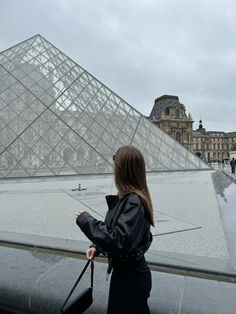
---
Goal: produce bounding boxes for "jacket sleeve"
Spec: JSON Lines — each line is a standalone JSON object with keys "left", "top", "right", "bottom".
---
{"left": 76, "top": 196, "right": 146, "bottom": 255}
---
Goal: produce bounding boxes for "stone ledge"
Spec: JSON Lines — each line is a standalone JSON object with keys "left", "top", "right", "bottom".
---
{"left": 1, "top": 231, "right": 236, "bottom": 284}
{"left": 0, "top": 246, "right": 92, "bottom": 314}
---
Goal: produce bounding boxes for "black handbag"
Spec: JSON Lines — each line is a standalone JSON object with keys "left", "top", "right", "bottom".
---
{"left": 60, "top": 259, "right": 94, "bottom": 314}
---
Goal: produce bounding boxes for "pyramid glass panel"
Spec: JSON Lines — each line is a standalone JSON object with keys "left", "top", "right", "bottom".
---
{"left": 0, "top": 34, "right": 210, "bottom": 178}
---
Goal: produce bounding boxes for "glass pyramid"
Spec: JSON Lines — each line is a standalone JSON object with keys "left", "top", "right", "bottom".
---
{"left": 0, "top": 34, "right": 209, "bottom": 178}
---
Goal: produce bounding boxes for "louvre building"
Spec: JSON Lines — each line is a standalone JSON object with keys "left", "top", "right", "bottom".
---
{"left": 0, "top": 34, "right": 209, "bottom": 178}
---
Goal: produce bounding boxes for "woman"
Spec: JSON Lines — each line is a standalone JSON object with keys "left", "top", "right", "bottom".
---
{"left": 76, "top": 145, "right": 154, "bottom": 314}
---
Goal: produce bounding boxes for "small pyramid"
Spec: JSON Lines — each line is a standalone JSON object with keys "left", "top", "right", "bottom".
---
{"left": 0, "top": 35, "right": 209, "bottom": 178}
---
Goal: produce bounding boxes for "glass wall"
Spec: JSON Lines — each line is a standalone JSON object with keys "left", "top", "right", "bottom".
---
{"left": 0, "top": 35, "right": 209, "bottom": 178}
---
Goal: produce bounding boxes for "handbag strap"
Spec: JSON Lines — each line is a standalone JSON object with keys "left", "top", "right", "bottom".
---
{"left": 60, "top": 259, "right": 94, "bottom": 312}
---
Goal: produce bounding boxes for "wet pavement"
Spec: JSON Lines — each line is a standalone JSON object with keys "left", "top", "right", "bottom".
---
{"left": 1, "top": 245, "right": 236, "bottom": 314}
{"left": 212, "top": 170, "right": 236, "bottom": 260}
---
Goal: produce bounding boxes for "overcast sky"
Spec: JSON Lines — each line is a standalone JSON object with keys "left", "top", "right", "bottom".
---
{"left": 0, "top": 0, "right": 236, "bottom": 132}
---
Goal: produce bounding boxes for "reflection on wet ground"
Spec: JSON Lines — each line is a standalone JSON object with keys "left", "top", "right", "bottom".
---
{"left": 31, "top": 250, "right": 63, "bottom": 264}
{"left": 212, "top": 170, "right": 235, "bottom": 202}
{"left": 212, "top": 170, "right": 236, "bottom": 259}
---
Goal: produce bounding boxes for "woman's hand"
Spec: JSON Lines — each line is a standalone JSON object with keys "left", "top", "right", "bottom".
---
{"left": 75, "top": 210, "right": 83, "bottom": 219}
{"left": 86, "top": 247, "right": 97, "bottom": 260}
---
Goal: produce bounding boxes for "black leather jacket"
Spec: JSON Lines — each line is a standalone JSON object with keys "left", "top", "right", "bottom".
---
{"left": 76, "top": 193, "right": 152, "bottom": 264}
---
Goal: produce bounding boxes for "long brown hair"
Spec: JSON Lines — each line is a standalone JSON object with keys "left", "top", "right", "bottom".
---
{"left": 114, "top": 145, "right": 154, "bottom": 226}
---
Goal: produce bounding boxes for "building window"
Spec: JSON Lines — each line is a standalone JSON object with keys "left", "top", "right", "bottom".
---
{"left": 165, "top": 107, "right": 170, "bottom": 115}
{"left": 176, "top": 132, "right": 181, "bottom": 142}
{"left": 176, "top": 109, "right": 180, "bottom": 118}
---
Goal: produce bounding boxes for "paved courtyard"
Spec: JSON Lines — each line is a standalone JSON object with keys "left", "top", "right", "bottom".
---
{"left": 0, "top": 170, "right": 229, "bottom": 258}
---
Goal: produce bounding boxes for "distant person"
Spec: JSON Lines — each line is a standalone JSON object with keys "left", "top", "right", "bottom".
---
{"left": 230, "top": 158, "right": 235, "bottom": 174}
{"left": 75, "top": 145, "right": 153, "bottom": 314}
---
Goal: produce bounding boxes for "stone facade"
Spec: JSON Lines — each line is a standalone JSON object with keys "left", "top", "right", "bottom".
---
{"left": 149, "top": 95, "right": 236, "bottom": 162}
{"left": 149, "top": 95, "right": 194, "bottom": 151}
{"left": 193, "top": 125, "right": 236, "bottom": 162}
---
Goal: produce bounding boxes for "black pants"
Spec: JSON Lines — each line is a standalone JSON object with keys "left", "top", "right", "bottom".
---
{"left": 107, "top": 269, "right": 151, "bottom": 314}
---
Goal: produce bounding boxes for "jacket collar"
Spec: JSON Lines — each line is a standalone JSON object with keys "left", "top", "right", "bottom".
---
{"left": 105, "top": 195, "right": 119, "bottom": 210}
{"left": 105, "top": 193, "right": 130, "bottom": 210}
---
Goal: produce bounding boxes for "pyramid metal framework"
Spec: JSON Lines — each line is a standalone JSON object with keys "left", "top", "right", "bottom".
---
{"left": 0, "top": 34, "right": 209, "bottom": 178}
